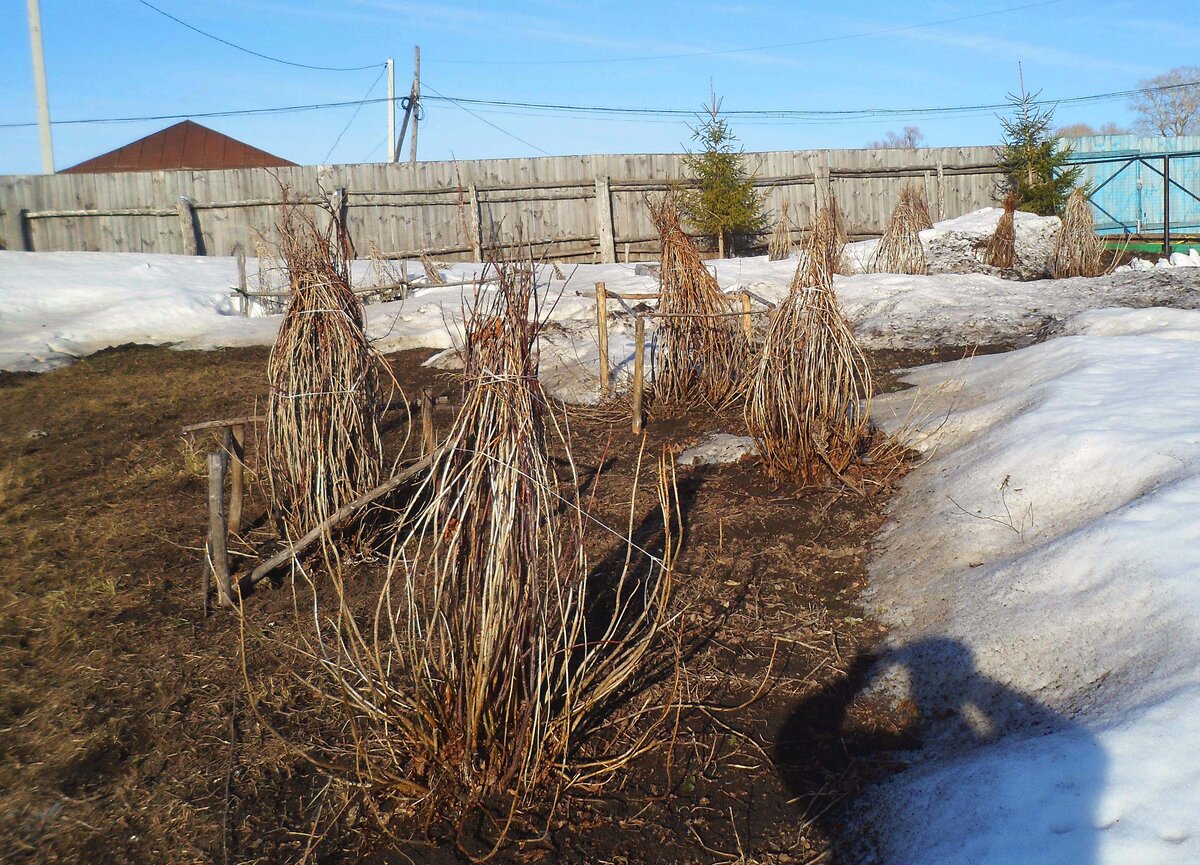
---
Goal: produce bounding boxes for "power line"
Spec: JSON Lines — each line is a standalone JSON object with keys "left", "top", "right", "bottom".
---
{"left": 132, "top": 0, "right": 383, "bottom": 72}
{"left": 411, "top": 83, "right": 552, "bottom": 156}
{"left": 4, "top": 77, "right": 1198, "bottom": 131}
{"left": 427, "top": 0, "right": 1072, "bottom": 65}
{"left": 322, "top": 66, "right": 387, "bottom": 163}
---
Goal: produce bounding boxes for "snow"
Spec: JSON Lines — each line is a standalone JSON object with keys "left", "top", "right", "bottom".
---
{"left": 675, "top": 433, "right": 757, "bottom": 466}
{"left": 844, "top": 207, "right": 1061, "bottom": 278}
{"left": 2, "top": 208, "right": 1195, "bottom": 379}
{"left": 859, "top": 307, "right": 1200, "bottom": 864}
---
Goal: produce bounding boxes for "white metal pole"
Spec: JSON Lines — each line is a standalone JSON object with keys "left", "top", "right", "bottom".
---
{"left": 26, "top": 0, "right": 54, "bottom": 174}
{"left": 386, "top": 58, "right": 395, "bottom": 163}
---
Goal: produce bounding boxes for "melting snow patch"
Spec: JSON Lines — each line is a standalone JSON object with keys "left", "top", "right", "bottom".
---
{"left": 675, "top": 434, "right": 757, "bottom": 466}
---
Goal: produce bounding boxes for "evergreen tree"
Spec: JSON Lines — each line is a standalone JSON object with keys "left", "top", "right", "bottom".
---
{"left": 681, "top": 91, "right": 767, "bottom": 256}
{"left": 997, "top": 80, "right": 1082, "bottom": 216}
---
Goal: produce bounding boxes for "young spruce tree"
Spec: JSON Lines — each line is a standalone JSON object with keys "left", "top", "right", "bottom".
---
{"left": 997, "top": 79, "right": 1082, "bottom": 216}
{"left": 681, "top": 91, "right": 767, "bottom": 257}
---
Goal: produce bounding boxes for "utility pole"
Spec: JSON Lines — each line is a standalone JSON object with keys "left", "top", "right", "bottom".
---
{"left": 409, "top": 45, "right": 420, "bottom": 164}
{"left": 393, "top": 45, "right": 421, "bottom": 164}
{"left": 27, "top": 0, "right": 54, "bottom": 174}
{"left": 386, "top": 58, "right": 396, "bottom": 163}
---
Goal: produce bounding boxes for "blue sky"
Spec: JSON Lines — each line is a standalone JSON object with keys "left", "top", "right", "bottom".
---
{"left": 2, "top": 0, "right": 1196, "bottom": 174}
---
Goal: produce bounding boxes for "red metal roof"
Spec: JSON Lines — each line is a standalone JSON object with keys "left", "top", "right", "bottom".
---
{"left": 60, "top": 120, "right": 296, "bottom": 174}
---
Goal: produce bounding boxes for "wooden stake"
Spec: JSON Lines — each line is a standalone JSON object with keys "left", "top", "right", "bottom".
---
{"left": 234, "top": 243, "right": 248, "bottom": 316}
{"left": 207, "top": 450, "right": 233, "bottom": 608}
{"left": 421, "top": 387, "right": 435, "bottom": 454}
{"left": 229, "top": 424, "right": 245, "bottom": 534}
{"left": 740, "top": 291, "right": 753, "bottom": 338}
{"left": 632, "top": 315, "right": 645, "bottom": 435}
{"left": 595, "top": 281, "right": 610, "bottom": 396}
{"left": 468, "top": 184, "right": 483, "bottom": 261}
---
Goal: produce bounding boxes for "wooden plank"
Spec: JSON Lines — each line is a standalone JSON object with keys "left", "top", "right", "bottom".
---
{"left": 594, "top": 176, "right": 616, "bottom": 263}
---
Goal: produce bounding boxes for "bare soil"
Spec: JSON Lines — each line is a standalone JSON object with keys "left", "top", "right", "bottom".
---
{"left": 0, "top": 343, "right": 983, "bottom": 864}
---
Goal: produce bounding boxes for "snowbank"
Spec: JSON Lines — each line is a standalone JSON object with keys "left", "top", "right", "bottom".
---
{"left": 845, "top": 208, "right": 1061, "bottom": 277}
{"left": 860, "top": 307, "right": 1200, "bottom": 863}
{"left": 3, "top": 247, "right": 1199, "bottom": 394}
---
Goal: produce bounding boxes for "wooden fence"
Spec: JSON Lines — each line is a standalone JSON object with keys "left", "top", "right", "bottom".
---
{"left": 0, "top": 146, "right": 1004, "bottom": 261}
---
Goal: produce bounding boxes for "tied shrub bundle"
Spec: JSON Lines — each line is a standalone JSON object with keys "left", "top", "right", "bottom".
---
{"left": 983, "top": 192, "right": 1019, "bottom": 269}
{"left": 768, "top": 200, "right": 795, "bottom": 261}
{"left": 272, "top": 261, "right": 680, "bottom": 853}
{"left": 747, "top": 204, "right": 874, "bottom": 482}
{"left": 1052, "top": 188, "right": 1107, "bottom": 278}
{"left": 266, "top": 202, "right": 387, "bottom": 539}
{"left": 649, "top": 193, "right": 750, "bottom": 409}
{"left": 871, "top": 191, "right": 928, "bottom": 275}
{"left": 900, "top": 183, "right": 934, "bottom": 230}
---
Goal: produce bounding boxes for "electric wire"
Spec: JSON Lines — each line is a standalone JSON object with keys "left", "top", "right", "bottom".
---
{"left": 420, "top": 83, "right": 553, "bottom": 156}
{"left": 4, "top": 77, "right": 1198, "bottom": 131}
{"left": 322, "top": 66, "right": 388, "bottom": 163}
{"left": 132, "top": 0, "right": 384, "bottom": 72}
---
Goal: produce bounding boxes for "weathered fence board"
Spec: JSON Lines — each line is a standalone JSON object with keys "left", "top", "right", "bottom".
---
{"left": 0, "top": 146, "right": 1006, "bottom": 259}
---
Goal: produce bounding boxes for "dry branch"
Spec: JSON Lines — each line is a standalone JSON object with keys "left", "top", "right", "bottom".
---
{"left": 871, "top": 192, "right": 928, "bottom": 275}
{"left": 648, "top": 193, "right": 750, "bottom": 409}
{"left": 265, "top": 198, "right": 393, "bottom": 540}
{"left": 747, "top": 204, "right": 873, "bottom": 482}
{"left": 768, "top": 200, "right": 794, "bottom": 261}
{"left": 1052, "top": 188, "right": 1106, "bottom": 278}
{"left": 263, "top": 259, "right": 681, "bottom": 851}
{"left": 983, "top": 192, "right": 1018, "bottom": 269}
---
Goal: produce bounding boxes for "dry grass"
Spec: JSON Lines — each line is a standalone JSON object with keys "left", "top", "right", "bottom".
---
{"left": 871, "top": 192, "right": 928, "bottom": 275}
{"left": 265, "top": 201, "right": 393, "bottom": 539}
{"left": 649, "top": 193, "right": 751, "bottom": 409}
{"left": 767, "top": 200, "right": 794, "bottom": 261}
{"left": 1052, "top": 188, "right": 1107, "bottom": 278}
{"left": 746, "top": 206, "right": 874, "bottom": 482}
{"left": 900, "top": 183, "right": 934, "bottom": 231}
{"left": 983, "top": 192, "right": 1018, "bottom": 269}
{"left": 259, "top": 261, "right": 682, "bottom": 855}
{"left": 421, "top": 253, "right": 447, "bottom": 285}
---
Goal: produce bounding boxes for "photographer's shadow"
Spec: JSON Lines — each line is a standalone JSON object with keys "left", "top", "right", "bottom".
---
{"left": 774, "top": 637, "right": 1106, "bottom": 865}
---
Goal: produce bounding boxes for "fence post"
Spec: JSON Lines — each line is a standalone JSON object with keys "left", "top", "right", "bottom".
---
{"left": 594, "top": 176, "right": 617, "bottom": 263}
{"left": 468, "top": 184, "right": 483, "bottom": 261}
{"left": 740, "top": 291, "right": 752, "bottom": 338}
{"left": 632, "top": 316, "right": 645, "bottom": 435}
{"left": 177, "top": 196, "right": 200, "bottom": 255}
{"left": 935, "top": 161, "right": 946, "bottom": 220}
{"left": 4, "top": 207, "right": 30, "bottom": 251}
{"left": 421, "top": 387, "right": 435, "bottom": 455}
{"left": 207, "top": 450, "right": 233, "bottom": 608}
{"left": 595, "top": 281, "right": 610, "bottom": 395}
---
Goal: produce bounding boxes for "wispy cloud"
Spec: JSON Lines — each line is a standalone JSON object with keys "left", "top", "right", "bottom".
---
{"left": 899, "top": 28, "right": 1155, "bottom": 78}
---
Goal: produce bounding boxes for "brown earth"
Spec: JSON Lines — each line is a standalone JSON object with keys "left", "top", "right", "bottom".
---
{"left": 0, "top": 343, "right": 990, "bottom": 864}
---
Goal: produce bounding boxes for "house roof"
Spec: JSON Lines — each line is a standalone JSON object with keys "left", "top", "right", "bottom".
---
{"left": 60, "top": 120, "right": 296, "bottom": 174}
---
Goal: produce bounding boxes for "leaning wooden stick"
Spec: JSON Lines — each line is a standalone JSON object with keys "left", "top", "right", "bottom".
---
{"left": 208, "top": 450, "right": 233, "bottom": 608}
{"left": 229, "top": 424, "right": 245, "bottom": 533}
{"left": 632, "top": 315, "right": 645, "bottom": 435}
{"left": 596, "top": 281, "right": 610, "bottom": 395}
{"left": 241, "top": 454, "right": 432, "bottom": 590}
